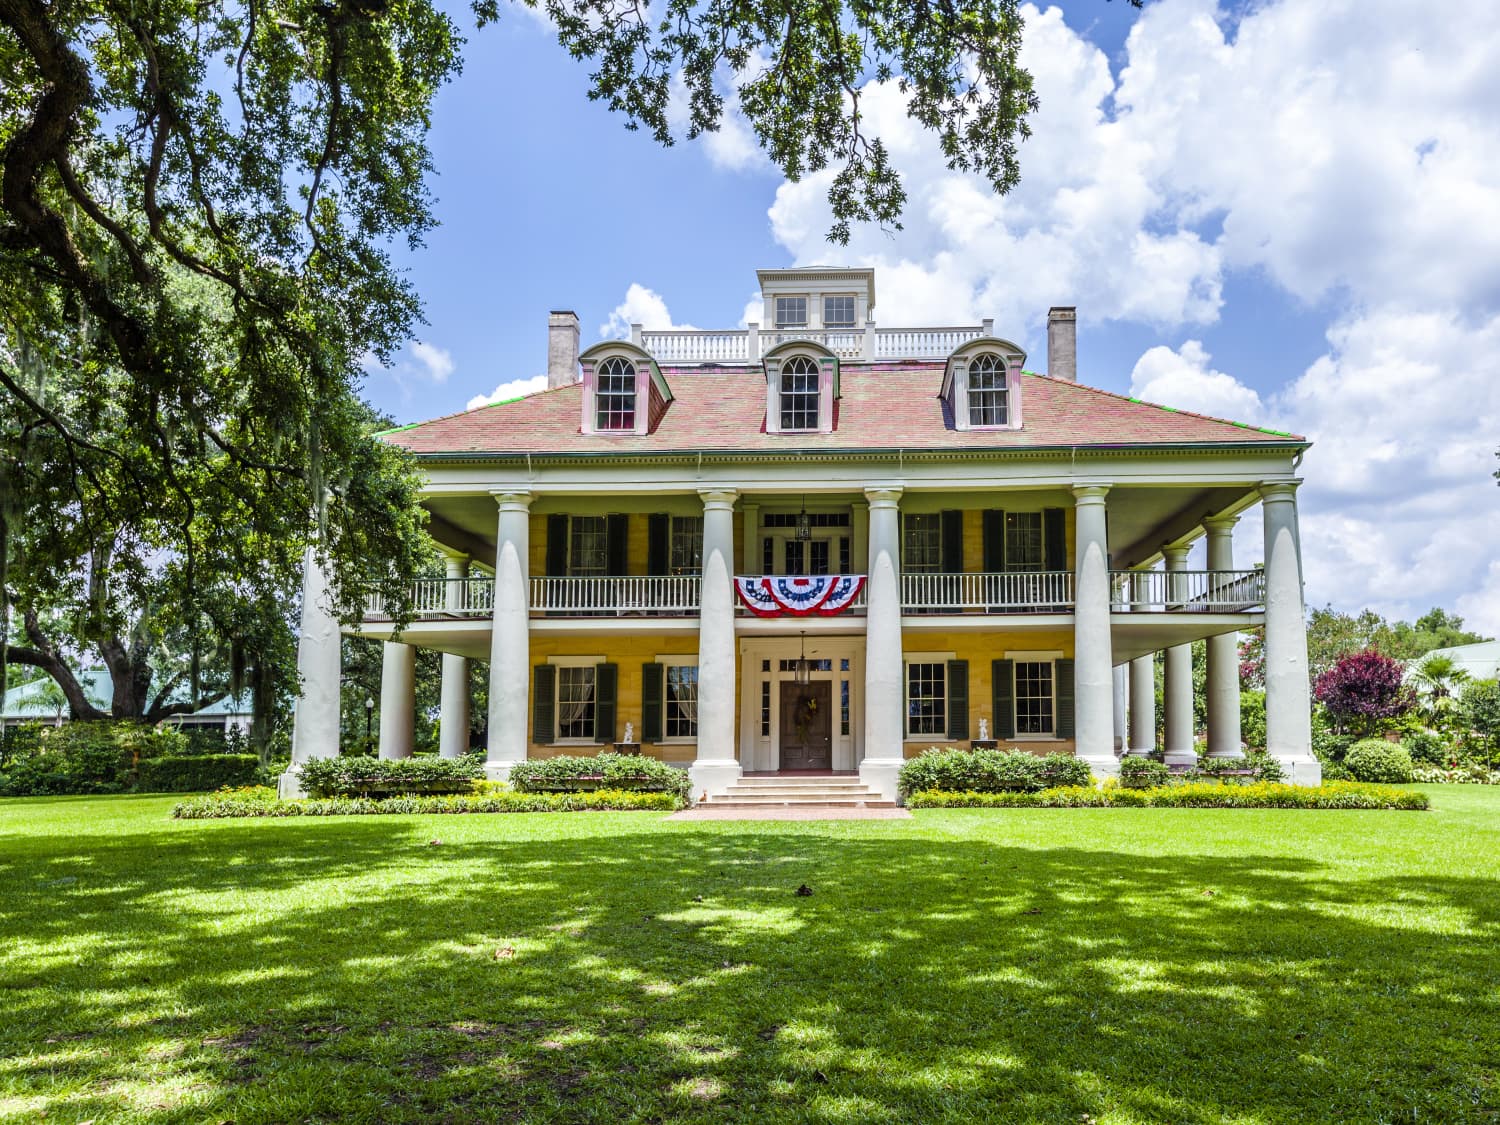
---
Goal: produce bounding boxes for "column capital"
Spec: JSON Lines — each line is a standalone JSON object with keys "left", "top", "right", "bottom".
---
{"left": 1162, "top": 544, "right": 1192, "bottom": 568}
{"left": 863, "top": 485, "right": 903, "bottom": 508}
{"left": 1072, "top": 482, "right": 1112, "bottom": 503}
{"left": 1202, "top": 513, "right": 1239, "bottom": 536}
{"left": 490, "top": 489, "right": 533, "bottom": 512}
{"left": 1259, "top": 479, "right": 1302, "bottom": 503}
{"left": 698, "top": 488, "right": 739, "bottom": 511}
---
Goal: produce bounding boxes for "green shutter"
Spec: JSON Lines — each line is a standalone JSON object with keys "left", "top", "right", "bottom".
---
{"left": 982, "top": 510, "right": 1005, "bottom": 572}
{"left": 641, "top": 662, "right": 663, "bottom": 742}
{"left": 946, "top": 659, "right": 969, "bottom": 742}
{"left": 646, "top": 514, "right": 669, "bottom": 576}
{"left": 1044, "top": 508, "right": 1067, "bottom": 571}
{"left": 595, "top": 663, "right": 618, "bottom": 744}
{"left": 941, "top": 510, "right": 964, "bottom": 573}
{"left": 545, "top": 515, "right": 567, "bottom": 577}
{"left": 606, "top": 515, "right": 630, "bottom": 576}
{"left": 533, "top": 664, "right": 556, "bottom": 744}
{"left": 992, "top": 659, "right": 1015, "bottom": 739}
{"left": 1055, "top": 659, "right": 1076, "bottom": 739}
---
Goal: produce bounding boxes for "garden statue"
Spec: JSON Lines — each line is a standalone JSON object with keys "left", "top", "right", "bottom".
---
{"left": 623, "top": 721, "right": 634, "bottom": 744}
{"left": 978, "top": 718, "right": 989, "bottom": 741}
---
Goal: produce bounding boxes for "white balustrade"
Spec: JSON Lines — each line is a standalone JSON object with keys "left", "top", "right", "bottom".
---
{"left": 635, "top": 324, "right": 988, "bottom": 363}
{"left": 1110, "top": 570, "right": 1265, "bottom": 612}
{"left": 761, "top": 329, "right": 866, "bottom": 358}
{"left": 365, "top": 577, "right": 493, "bottom": 619}
{"left": 639, "top": 329, "right": 750, "bottom": 363}
{"left": 529, "top": 575, "right": 701, "bottom": 616}
{"left": 900, "top": 571, "right": 1074, "bottom": 612}
{"left": 874, "top": 326, "right": 987, "bottom": 359}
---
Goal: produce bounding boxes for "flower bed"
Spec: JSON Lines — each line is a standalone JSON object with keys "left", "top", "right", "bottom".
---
{"left": 507, "top": 753, "right": 690, "bottom": 799}
{"left": 908, "top": 781, "right": 1429, "bottom": 810}
{"left": 896, "top": 747, "right": 1093, "bottom": 797}
{"left": 172, "top": 786, "right": 682, "bottom": 818}
{"left": 1413, "top": 764, "right": 1500, "bottom": 785}
{"left": 297, "top": 755, "right": 482, "bottom": 798}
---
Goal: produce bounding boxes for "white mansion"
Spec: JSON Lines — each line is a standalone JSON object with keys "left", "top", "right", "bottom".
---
{"left": 284, "top": 267, "right": 1319, "bottom": 801}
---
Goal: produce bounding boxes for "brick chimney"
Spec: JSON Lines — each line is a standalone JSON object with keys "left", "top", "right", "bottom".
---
{"left": 547, "top": 310, "right": 580, "bottom": 388}
{"left": 1047, "top": 306, "right": 1077, "bottom": 382}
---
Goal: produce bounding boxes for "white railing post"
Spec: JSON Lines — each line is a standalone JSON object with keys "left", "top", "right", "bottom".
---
{"left": 863, "top": 319, "right": 876, "bottom": 360}
{"left": 747, "top": 322, "right": 760, "bottom": 362}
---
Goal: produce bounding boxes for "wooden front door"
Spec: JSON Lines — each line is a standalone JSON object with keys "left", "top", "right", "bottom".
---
{"left": 779, "top": 681, "right": 833, "bottom": 770}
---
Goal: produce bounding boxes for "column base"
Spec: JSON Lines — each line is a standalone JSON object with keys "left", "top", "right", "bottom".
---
{"left": 689, "top": 759, "right": 743, "bottom": 802}
{"left": 1271, "top": 753, "right": 1322, "bottom": 787}
{"left": 1076, "top": 752, "right": 1121, "bottom": 780}
{"left": 277, "top": 766, "right": 307, "bottom": 801}
{"left": 1204, "top": 748, "right": 1247, "bottom": 760}
{"left": 1163, "top": 749, "right": 1198, "bottom": 768}
{"left": 858, "top": 757, "right": 906, "bottom": 803}
{"left": 1125, "top": 745, "right": 1155, "bottom": 758}
{"left": 484, "top": 760, "right": 520, "bottom": 784}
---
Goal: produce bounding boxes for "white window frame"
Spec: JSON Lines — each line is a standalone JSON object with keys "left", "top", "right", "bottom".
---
{"left": 594, "top": 356, "right": 638, "bottom": 432}
{"left": 655, "top": 653, "right": 700, "bottom": 743}
{"left": 822, "top": 294, "right": 857, "bottom": 328}
{"left": 775, "top": 295, "right": 808, "bottom": 328}
{"left": 548, "top": 655, "right": 605, "bottom": 745}
{"left": 778, "top": 355, "right": 820, "bottom": 431}
{"left": 1003, "top": 650, "right": 1063, "bottom": 741}
{"left": 966, "top": 352, "right": 1009, "bottom": 427}
{"left": 903, "top": 650, "right": 956, "bottom": 742}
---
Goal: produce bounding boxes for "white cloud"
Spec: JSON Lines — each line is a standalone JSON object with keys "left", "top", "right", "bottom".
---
{"left": 600, "top": 283, "right": 696, "bottom": 340}
{"left": 466, "top": 374, "right": 548, "bottom": 411}
{"left": 1129, "top": 340, "right": 1265, "bottom": 423}
{"left": 410, "top": 341, "right": 454, "bottom": 383}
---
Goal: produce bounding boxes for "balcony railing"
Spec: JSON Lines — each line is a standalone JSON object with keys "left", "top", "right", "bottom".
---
{"left": 529, "top": 575, "right": 701, "bottom": 616}
{"left": 635, "top": 323, "right": 990, "bottom": 364}
{"left": 1112, "top": 570, "right": 1265, "bottom": 612}
{"left": 364, "top": 577, "right": 493, "bottom": 620}
{"left": 902, "top": 571, "right": 1075, "bottom": 612}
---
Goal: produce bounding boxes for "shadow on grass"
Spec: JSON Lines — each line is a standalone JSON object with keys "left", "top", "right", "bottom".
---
{"left": 1, "top": 810, "right": 1497, "bottom": 1123}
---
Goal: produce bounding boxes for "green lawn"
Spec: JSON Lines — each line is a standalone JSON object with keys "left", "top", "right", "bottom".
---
{"left": 2, "top": 790, "right": 1497, "bottom": 1123}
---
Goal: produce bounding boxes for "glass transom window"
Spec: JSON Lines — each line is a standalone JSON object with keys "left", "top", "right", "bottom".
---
{"left": 1005, "top": 511, "right": 1043, "bottom": 572}
{"left": 968, "top": 352, "right": 1009, "bottom": 426}
{"left": 569, "top": 515, "right": 608, "bottom": 576}
{"left": 775, "top": 296, "right": 808, "bottom": 328}
{"left": 557, "top": 666, "right": 596, "bottom": 740}
{"left": 1015, "top": 661, "right": 1055, "bottom": 735}
{"left": 665, "top": 665, "right": 699, "bottom": 738}
{"left": 823, "top": 295, "right": 856, "bottom": 328}
{"left": 907, "top": 662, "right": 947, "bottom": 737}
{"left": 903, "top": 514, "right": 943, "bottom": 573}
{"left": 779, "top": 356, "right": 820, "bottom": 430}
{"left": 594, "top": 356, "right": 637, "bottom": 431}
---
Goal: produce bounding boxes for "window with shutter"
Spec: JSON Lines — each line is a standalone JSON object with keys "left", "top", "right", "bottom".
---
{"left": 946, "top": 660, "right": 969, "bottom": 741}
{"left": 533, "top": 664, "right": 556, "bottom": 744}
{"left": 594, "top": 663, "right": 618, "bottom": 744}
{"left": 641, "top": 663, "right": 664, "bottom": 742}
{"left": 992, "top": 659, "right": 1015, "bottom": 739}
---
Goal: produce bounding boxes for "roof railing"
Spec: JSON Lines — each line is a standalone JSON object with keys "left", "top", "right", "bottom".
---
{"left": 633, "top": 319, "right": 995, "bottom": 364}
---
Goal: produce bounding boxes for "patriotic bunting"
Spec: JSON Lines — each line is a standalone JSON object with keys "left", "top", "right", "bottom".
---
{"left": 733, "top": 575, "right": 867, "bottom": 617}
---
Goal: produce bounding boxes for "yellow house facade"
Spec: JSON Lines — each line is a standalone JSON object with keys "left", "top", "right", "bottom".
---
{"left": 284, "top": 268, "right": 1319, "bottom": 802}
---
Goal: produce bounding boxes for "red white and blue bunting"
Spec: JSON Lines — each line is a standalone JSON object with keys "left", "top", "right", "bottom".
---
{"left": 734, "top": 575, "right": 867, "bottom": 617}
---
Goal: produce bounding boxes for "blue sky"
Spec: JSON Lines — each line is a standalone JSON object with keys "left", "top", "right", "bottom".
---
{"left": 364, "top": 0, "right": 1500, "bottom": 635}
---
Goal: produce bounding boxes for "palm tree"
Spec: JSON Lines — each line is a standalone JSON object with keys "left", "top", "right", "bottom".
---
{"left": 1411, "top": 654, "right": 1471, "bottom": 727}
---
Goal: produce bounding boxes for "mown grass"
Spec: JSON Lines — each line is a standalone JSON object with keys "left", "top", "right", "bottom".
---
{"left": 1, "top": 787, "right": 1497, "bottom": 1123}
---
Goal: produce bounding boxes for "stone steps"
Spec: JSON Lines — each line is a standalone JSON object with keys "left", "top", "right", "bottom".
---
{"left": 699, "top": 775, "right": 894, "bottom": 809}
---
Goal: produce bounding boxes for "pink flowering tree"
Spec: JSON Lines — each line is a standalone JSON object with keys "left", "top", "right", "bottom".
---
{"left": 1313, "top": 650, "right": 1415, "bottom": 736}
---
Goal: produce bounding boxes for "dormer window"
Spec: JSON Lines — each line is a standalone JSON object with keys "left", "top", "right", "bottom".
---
{"left": 775, "top": 296, "right": 808, "bottom": 328}
{"left": 823, "top": 295, "right": 856, "bottom": 328}
{"left": 595, "top": 357, "right": 637, "bottom": 431}
{"left": 779, "top": 356, "right": 820, "bottom": 431}
{"left": 967, "top": 352, "right": 1009, "bottom": 426}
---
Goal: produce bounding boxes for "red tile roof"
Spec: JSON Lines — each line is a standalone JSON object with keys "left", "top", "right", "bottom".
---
{"left": 380, "top": 364, "right": 1303, "bottom": 457}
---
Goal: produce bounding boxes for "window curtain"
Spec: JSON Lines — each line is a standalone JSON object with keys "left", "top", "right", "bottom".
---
{"left": 559, "top": 680, "right": 594, "bottom": 727}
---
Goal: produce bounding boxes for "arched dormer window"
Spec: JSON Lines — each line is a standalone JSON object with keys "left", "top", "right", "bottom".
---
{"left": 779, "top": 355, "right": 820, "bottom": 431}
{"left": 967, "top": 352, "right": 1008, "bottom": 426}
{"left": 943, "top": 337, "right": 1025, "bottom": 432}
{"left": 595, "top": 356, "right": 637, "bottom": 431}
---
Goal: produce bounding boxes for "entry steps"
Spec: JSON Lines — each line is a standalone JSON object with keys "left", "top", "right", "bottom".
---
{"left": 698, "top": 775, "right": 895, "bottom": 809}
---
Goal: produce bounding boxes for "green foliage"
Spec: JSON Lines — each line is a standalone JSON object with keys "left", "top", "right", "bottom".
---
{"left": 1239, "top": 689, "right": 1267, "bottom": 750}
{"left": 1119, "top": 756, "right": 1172, "bottom": 789}
{"left": 1412, "top": 764, "right": 1500, "bottom": 785}
{"left": 173, "top": 788, "right": 681, "bottom": 818}
{"left": 908, "top": 782, "right": 1427, "bottom": 810}
{"left": 1187, "top": 752, "right": 1286, "bottom": 784}
{"left": 1402, "top": 729, "right": 1452, "bottom": 766}
{"left": 0, "top": 720, "right": 186, "bottom": 795}
{"left": 507, "top": 754, "right": 691, "bottom": 798}
{"left": 1460, "top": 680, "right": 1500, "bottom": 762}
{"left": 136, "top": 754, "right": 260, "bottom": 793}
{"left": 297, "top": 755, "right": 482, "bottom": 798}
{"left": 897, "top": 748, "right": 1091, "bottom": 797}
{"left": 1344, "top": 740, "right": 1415, "bottom": 784}
{"left": 1312, "top": 706, "right": 1358, "bottom": 765}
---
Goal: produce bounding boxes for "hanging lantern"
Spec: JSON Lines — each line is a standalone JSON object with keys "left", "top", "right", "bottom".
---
{"left": 795, "top": 495, "right": 811, "bottom": 540}
{"left": 793, "top": 631, "right": 812, "bottom": 684}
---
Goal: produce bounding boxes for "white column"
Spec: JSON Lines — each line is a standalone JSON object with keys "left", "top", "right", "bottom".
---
{"left": 1262, "top": 481, "right": 1319, "bottom": 784}
{"left": 860, "top": 486, "right": 905, "bottom": 800}
{"left": 851, "top": 499, "right": 870, "bottom": 572}
{"left": 1113, "top": 663, "right": 1128, "bottom": 754}
{"left": 1162, "top": 544, "right": 1196, "bottom": 767}
{"left": 1128, "top": 571, "right": 1156, "bottom": 756}
{"left": 691, "top": 488, "right": 742, "bottom": 798}
{"left": 378, "top": 641, "right": 415, "bottom": 759}
{"left": 486, "top": 491, "right": 531, "bottom": 781}
{"left": 1072, "top": 483, "right": 1116, "bottom": 775}
{"left": 1203, "top": 516, "right": 1244, "bottom": 759}
{"left": 283, "top": 545, "right": 342, "bottom": 796}
{"left": 439, "top": 555, "right": 472, "bottom": 759}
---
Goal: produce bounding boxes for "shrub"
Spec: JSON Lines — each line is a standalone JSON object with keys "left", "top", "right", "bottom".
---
{"left": 1239, "top": 689, "right": 1267, "bottom": 751}
{"left": 1119, "top": 756, "right": 1172, "bottom": 789}
{"left": 1320, "top": 759, "right": 1353, "bottom": 782}
{"left": 897, "top": 748, "right": 1089, "bottom": 797}
{"left": 1412, "top": 763, "right": 1500, "bottom": 785}
{"left": 1344, "top": 739, "right": 1415, "bottom": 784}
{"left": 904, "top": 781, "right": 1426, "bottom": 810}
{"left": 172, "top": 788, "right": 681, "bottom": 818}
{"left": 507, "top": 753, "right": 691, "bottom": 799}
{"left": 907, "top": 786, "right": 1109, "bottom": 808}
{"left": 1314, "top": 651, "right": 1414, "bottom": 735}
{"left": 136, "top": 754, "right": 260, "bottom": 792}
{"left": 1186, "top": 752, "right": 1286, "bottom": 784}
{"left": 1460, "top": 680, "right": 1500, "bottom": 763}
{"left": 0, "top": 720, "right": 185, "bottom": 796}
{"left": 1402, "top": 729, "right": 1451, "bottom": 766}
{"left": 298, "top": 755, "right": 482, "bottom": 798}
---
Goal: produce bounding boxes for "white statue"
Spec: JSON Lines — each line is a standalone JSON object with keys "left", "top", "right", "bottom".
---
{"left": 978, "top": 718, "right": 989, "bottom": 741}
{"left": 623, "top": 721, "right": 635, "bottom": 744}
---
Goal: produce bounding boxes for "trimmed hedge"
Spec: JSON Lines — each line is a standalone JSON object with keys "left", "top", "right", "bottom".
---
{"left": 908, "top": 781, "right": 1428, "bottom": 810}
{"left": 1120, "top": 756, "right": 1172, "bottom": 789}
{"left": 136, "top": 754, "right": 259, "bottom": 793}
{"left": 897, "top": 748, "right": 1092, "bottom": 797}
{"left": 0, "top": 720, "right": 190, "bottom": 796}
{"left": 1344, "top": 739, "right": 1415, "bottom": 784}
{"left": 507, "top": 753, "right": 691, "bottom": 799}
{"left": 173, "top": 788, "right": 682, "bottom": 818}
{"left": 298, "top": 755, "right": 482, "bottom": 798}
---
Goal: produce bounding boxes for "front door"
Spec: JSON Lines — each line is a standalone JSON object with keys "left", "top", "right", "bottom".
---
{"left": 779, "top": 681, "right": 833, "bottom": 770}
